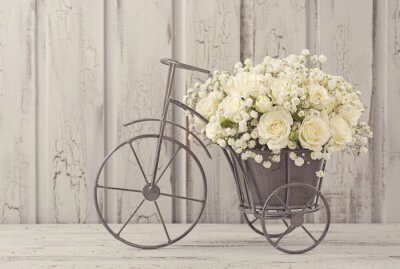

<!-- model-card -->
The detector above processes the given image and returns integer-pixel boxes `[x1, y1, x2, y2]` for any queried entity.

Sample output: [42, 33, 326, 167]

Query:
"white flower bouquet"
[183, 50, 372, 175]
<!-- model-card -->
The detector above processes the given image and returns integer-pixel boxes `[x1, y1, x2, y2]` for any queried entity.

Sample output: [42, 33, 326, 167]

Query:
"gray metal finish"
[94, 59, 210, 249]
[260, 183, 331, 254]
[94, 58, 331, 254]
[94, 134, 207, 249]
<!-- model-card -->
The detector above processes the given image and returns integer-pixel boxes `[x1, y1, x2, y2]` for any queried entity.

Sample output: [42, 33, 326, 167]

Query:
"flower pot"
[233, 149, 324, 209]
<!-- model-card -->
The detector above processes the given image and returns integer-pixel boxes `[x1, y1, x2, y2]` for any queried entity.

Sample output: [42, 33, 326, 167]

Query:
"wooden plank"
[36, 0, 104, 223]
[383, 0, 400, 222]
[104, 0, 173, 224]
[0, 224, 400, 268]
[240, 0, 308, 226]
[0, 0, 36, 223]
[179, 0, 242, 223]
[373, 0, 400, 222]
[317, 0, 374, 222]
[253, 0, 308, 62]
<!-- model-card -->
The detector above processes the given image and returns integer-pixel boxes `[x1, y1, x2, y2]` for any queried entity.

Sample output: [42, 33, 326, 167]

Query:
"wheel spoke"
[155, 147, 182, 185]
[301, 225, 318, 243]
[154, 201, 171, 243]
[273, 193, 292, 214]
[159, 192, 205, 203]
[97, 185, 142, 194]
[282, 218, 289, 228]
[274, 225, 294, 246]
[128, 142, 149, 184]
[117, 199, 145, 235]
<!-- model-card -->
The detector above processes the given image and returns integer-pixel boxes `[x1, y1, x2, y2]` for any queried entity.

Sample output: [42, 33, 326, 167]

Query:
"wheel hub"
[290, 213, 304, 227]
[142, 183, 160, 201]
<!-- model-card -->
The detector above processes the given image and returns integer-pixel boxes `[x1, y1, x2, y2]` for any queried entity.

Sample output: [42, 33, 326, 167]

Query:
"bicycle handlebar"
[160, 58, 211, 75]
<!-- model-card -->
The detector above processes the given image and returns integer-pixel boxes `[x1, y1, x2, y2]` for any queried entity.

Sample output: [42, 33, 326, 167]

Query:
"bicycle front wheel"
[94, 134, 207, 249]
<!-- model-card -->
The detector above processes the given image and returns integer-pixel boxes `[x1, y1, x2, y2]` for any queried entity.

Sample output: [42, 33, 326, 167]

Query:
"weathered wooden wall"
[0, 0, 399, 224]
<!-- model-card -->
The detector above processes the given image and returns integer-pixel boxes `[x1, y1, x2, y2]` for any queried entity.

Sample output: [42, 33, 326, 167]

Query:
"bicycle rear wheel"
[94, 134, 207, 249]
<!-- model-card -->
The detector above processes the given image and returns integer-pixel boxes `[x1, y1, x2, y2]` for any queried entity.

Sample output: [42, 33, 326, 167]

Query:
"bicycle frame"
[149, 59, 211, 187]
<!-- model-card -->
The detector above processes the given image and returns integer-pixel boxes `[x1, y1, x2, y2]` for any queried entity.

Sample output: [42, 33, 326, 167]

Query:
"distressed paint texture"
[317, 0, 374, 223]
[373, 0, 400, 222]
[0, 0, 36, 224]
[104, 0, 173, 224]
[181, 0, 242, 223]
[36, 0, 104, 223]
[0, 0, 399, 223]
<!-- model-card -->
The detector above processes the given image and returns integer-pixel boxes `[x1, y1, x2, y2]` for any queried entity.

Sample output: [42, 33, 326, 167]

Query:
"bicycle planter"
[94, 58, 331, 254]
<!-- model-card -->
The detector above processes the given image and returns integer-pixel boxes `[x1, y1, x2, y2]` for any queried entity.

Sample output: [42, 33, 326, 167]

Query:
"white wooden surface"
[318, 0, 374, 223]
[104, 0, 173, 225]
[0, 0, 36, 224]
[35, 0, 105, 224]
[179, 0, 242, 223]
[0, 224, 400, 268]
[1, 0, 400, 224]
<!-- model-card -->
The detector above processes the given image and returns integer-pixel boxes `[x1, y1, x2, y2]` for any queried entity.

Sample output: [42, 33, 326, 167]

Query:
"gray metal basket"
[232, 149, 324, 209]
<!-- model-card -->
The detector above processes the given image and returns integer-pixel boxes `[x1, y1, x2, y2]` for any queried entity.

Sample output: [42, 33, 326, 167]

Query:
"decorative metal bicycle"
[94, 59, 331, 254]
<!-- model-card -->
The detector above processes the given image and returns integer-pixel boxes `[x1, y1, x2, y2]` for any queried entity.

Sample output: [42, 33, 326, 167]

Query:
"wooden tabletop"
[0, 224, 399, 268]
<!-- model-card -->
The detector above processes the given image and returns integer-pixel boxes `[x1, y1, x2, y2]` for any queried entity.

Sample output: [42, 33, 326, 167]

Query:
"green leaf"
[289, 130, 298, 142]
[220, 118, 237, 128]
[293, 112, 304, 122]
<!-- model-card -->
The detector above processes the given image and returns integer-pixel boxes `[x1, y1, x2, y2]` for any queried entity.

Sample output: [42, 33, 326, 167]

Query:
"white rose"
[205, 118, 222, 141]
[195, 93, 220, 120]
[337, 103, 364, 126]
[225, 72, 265, 97]
[218, 96, 245, 122]
[269, 78, 289, 102]
[257, 110, 293, 150]
[255, 95, 273, 113]
[308, 84, 330, 107]
[299, 116, 331, 151]
[329, 115, 352, 150]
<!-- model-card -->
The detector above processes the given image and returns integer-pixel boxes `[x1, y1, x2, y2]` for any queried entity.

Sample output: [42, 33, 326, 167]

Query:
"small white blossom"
[248, 140, 256, 148]
[316, 170, 325, 177]
[263, 161, 272, 168]
[271, 154, 280, 163]
[254, 154, 263, 163]
[319, 54, 327, 63]
[294, 157, 305, 166]
[301, 49, 310, 56]
[245, 98, 253, 107]
[217, 139, 227, 147]
[250, 110, 258, 119]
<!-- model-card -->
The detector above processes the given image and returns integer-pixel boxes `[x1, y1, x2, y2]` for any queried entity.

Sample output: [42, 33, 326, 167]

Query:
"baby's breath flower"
[263, 161, 272, 169]
[319, 55, 327, 63]
[245, 98, 253, 107]
[248, 140, 256, 148]
[217, 139, 226, 148]
[250, 110, 258, 119]
[271, 154, 280, 162]
[301, 49, 310, 56]
[294, 157, 305, 166]
[254, 154, 263, 163]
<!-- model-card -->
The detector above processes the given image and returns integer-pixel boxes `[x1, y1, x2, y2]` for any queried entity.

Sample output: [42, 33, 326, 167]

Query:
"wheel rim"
[243, 213, 289, 238]
[94, 134, 207, 249]
[260, 183, 331, 254]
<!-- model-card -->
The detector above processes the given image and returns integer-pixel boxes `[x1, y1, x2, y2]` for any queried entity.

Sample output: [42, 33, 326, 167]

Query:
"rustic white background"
[0, 0, 399, 224]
